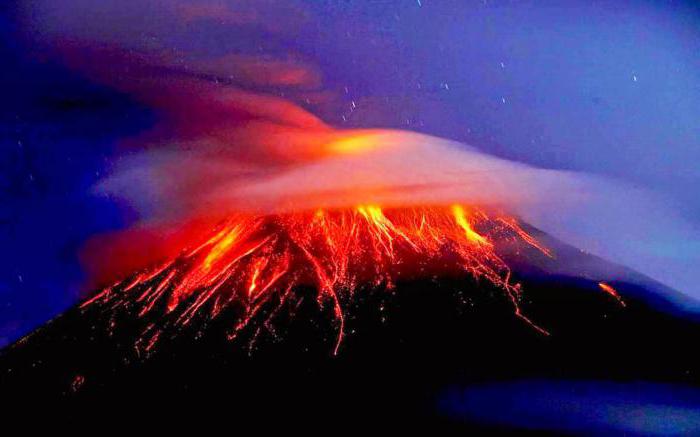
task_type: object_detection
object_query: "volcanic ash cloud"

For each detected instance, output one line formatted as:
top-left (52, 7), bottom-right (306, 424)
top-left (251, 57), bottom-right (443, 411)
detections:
top-left (23, 0), bottom-right (700, 304)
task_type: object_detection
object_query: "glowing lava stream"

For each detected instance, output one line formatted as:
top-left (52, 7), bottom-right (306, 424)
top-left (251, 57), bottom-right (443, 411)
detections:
top-left (82, 205), bottom-right (552, 355)
top-left (598, 282), bottom-right (626, 307)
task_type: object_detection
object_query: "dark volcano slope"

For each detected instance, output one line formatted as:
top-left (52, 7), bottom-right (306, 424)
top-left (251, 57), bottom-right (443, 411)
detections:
top-left (2, 239), bottom-right (699, 431)
top-left (3, 278), bottom-right (700, 430)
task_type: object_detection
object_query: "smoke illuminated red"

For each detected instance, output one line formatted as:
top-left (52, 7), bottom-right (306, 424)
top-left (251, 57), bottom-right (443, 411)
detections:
top-left (82, 204), bottom-right (551, 355)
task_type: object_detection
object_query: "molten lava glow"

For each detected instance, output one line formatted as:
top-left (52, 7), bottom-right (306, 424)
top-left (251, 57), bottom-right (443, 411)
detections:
top-left (82, 205), bottom-right (551, 354)
top-left (202, 226), bottom-right (241, 271)
top-left (327, 135), bottom-right (382, 155)
top-left (598, 282), bottom-right (626, 307)
top-left (452, 205), bottom-right (490, 246)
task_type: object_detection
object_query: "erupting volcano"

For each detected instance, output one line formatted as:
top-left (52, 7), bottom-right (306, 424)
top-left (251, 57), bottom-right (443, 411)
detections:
top-left (82, 204), bottom-right (551, 355)
top-left (4, 1), bottom-right (700, 432)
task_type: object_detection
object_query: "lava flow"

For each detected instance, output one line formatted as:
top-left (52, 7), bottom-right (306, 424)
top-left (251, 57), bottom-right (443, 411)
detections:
top-left (82, 205), bottom-right (551, 354)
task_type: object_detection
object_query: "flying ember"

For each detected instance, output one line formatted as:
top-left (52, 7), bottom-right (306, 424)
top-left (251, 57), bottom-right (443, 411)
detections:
top-left (82, 205), bottom-right (551, 354)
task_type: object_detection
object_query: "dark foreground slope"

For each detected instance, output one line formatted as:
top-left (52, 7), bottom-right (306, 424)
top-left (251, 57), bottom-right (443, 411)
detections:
top-left (2, 236), bottom-right (700, 433)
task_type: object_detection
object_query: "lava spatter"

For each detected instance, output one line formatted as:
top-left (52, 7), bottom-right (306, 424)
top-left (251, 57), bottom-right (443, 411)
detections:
top-left (82, 205), bottom-right (551, 354)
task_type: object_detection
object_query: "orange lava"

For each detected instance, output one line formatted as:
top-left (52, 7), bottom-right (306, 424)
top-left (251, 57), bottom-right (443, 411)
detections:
top-left (598, 282), bottom-right (626, 307)
top-left (82, 205), bottom-right (551, 354)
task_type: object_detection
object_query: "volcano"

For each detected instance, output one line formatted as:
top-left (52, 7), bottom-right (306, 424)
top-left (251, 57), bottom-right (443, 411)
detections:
top-left (2, 212), bottom-right (699, 432)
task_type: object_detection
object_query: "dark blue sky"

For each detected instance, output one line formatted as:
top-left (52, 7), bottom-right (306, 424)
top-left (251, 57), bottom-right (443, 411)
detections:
top-left (0, 5), bottom-right (154, 345)
top-left (1, 0), bottom-right (699, 346)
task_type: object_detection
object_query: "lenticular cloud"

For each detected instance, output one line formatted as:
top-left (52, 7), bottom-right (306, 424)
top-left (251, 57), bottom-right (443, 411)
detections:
top-left (22, 0), bottom-right (700, 303)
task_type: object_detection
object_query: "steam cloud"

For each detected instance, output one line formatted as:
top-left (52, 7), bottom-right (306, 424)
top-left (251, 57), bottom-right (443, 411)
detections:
top-left (21, 0), bottom-right (700, 305)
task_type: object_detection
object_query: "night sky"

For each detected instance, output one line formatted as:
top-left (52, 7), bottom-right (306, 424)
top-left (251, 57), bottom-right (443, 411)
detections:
top-left (1, 0), bottom-right (699, 346)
